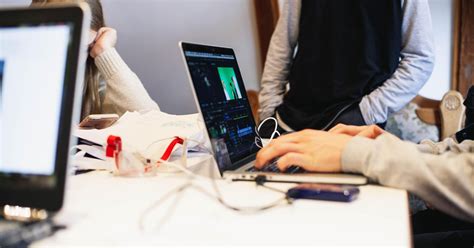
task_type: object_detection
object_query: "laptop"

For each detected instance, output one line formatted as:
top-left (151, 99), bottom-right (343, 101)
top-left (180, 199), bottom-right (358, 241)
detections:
top-left (180, 42), bottom-right (367, 185)
top-left (0, 4), bottom-right (90, 246)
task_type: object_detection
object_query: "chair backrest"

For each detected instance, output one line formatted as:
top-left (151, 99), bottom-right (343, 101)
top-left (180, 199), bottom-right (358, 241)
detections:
top-left (440, 91), bottom-right (466, 139)
top-left (414, 91), bottom-right (466, 140)
top-left (247, 90), bottom-right (260, 123)
top-left (413, 95), bottom-right (441, 127)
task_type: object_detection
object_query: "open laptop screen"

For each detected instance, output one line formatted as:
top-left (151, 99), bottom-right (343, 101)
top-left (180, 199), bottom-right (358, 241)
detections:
top-left (181, 43), bottom-right (259, 173)
top-left (0, 24), bottom-right (71, 177)
top-left (0, 5), bottom-right (88, 212)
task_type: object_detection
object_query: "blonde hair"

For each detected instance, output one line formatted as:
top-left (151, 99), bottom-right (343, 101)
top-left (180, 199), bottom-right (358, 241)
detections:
top-left (32, 0), bottom-right (105, 118)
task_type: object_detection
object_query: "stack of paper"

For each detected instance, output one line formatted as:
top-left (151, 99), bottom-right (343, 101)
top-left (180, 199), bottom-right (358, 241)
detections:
top-left (72, 111), bottom-right (210, 171)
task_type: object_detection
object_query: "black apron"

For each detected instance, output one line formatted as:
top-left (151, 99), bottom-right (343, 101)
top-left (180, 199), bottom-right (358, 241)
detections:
top-left (277, 0), bottom-right (402, 130)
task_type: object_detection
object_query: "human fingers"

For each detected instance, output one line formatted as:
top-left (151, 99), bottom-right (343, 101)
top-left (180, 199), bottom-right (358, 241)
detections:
top-left (328, 123), bottom-right (349, 133)
top-left (265, 129), bottom-right (318, 148)
top-left (330, 124), bottom-right (384, 139)
top-left (275, 152), bottom-right (311, 171)
top-left (255, 143), bottom-right (304, 168)
top-left (90, 28), bottom-right (117, 58)
top-left (329, 124), bottom-right (367, 136)
top-left (356, 125), bottom-right (385, 139)
top-left (94, 27), bottom-right (112, 42)
top-left (262, 132), bottom-right (302, 150)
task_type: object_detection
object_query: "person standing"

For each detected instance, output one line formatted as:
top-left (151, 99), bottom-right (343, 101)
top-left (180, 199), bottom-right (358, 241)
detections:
top-left (258, 0), bottom-right (435, 133)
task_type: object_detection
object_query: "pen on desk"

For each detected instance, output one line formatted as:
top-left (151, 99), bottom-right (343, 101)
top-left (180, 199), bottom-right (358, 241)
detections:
top-left (74, 169), bottom-right (96, 175)
top-left (78, 137), bottom-right (102, 147)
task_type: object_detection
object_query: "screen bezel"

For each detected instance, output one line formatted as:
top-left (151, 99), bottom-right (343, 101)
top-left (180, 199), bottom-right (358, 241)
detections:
top-left (0, 5), bottom-right (87, 211)
top-left (180, 42), bottom-right (259, 175)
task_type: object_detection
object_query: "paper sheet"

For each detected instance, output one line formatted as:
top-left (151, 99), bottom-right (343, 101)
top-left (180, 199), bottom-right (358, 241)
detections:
top-left (73, 111), bottom-right (209, 160)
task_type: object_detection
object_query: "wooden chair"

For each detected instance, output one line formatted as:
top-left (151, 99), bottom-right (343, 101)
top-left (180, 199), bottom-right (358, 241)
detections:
top-left (414, 91), bottom-right (465, 140)
top-left (247, 89), bottom-right (466, 140)
top-left (247, 90), bottom-right (260, 123)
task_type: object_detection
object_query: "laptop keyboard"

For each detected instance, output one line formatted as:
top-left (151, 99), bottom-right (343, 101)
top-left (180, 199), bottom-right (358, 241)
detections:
top-left (246, 160), bottom-right (306, 174)
top-left (0, 219), bottom-right (55, 246)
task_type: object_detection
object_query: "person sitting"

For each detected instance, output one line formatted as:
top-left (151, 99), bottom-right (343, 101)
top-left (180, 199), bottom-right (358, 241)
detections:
top-left (32, 0), bottom-right (160, 119)
top-left (255, 124), bottom-right (474, 246)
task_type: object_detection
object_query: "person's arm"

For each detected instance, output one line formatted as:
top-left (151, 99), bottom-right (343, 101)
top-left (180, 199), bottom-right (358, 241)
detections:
top-left (256, 125), bottom-right (473, 222)
top-left (258, 0), bottom-right (301, 120)
top-left (95, 48), bottom-right (160, 116)
top-left (359, 0), bottom-right (435, 124)
top-left (342, 134), bottom-right (474, 222)
top-left (90, 27), bottom-right (159, 116)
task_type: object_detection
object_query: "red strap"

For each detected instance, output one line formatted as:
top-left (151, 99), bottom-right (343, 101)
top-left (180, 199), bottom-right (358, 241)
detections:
top-left (160, 137), bottom-right (184, 161)
top-left (106, 135), bottom-right (122, 157)
top-left (106, 135), bottom-right (183, 167)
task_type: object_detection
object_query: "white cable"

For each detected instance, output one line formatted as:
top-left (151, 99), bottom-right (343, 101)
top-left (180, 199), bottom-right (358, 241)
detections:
top-left (145, 137), bottom-right (180, 151)
top-left (255, 117), bottom-right (281, 148)
top-left (157, 158), bottom-right (212, 182)
top-left (135, 137), bottom-right (291, 231)
top-left (156, 158), bottom-right (290, 214)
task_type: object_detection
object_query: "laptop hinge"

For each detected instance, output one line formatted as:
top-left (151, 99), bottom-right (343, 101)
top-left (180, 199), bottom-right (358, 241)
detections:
top-left (1, 205), bottom-right (48, 222)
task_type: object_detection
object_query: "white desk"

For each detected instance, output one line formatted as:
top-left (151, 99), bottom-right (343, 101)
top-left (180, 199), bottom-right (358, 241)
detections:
top-left (35, 158), bottom-right (411, 247)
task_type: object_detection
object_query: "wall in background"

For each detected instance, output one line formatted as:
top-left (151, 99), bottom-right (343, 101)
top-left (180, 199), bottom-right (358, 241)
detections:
top-left (0, 0), bottom-right (261, 115)
top-left (0, 0), bottom-right (454, 109)
top-left (0, 0), bottom-right (26, 7)
top-left (420, 0), bottom-right (453, 100)
top-left (101, 0), bottom-right (261, 114)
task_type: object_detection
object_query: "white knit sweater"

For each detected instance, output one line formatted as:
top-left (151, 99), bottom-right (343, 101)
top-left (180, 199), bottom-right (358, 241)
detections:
top-left (92, 48), bottom-right (159, 116)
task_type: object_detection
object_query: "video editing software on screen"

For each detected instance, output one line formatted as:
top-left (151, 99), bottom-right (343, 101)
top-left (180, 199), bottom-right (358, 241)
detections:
top-left (185, 50), bottom-right (258, 171)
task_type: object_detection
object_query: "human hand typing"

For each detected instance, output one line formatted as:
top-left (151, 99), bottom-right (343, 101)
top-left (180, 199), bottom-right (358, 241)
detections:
top-left (329, 124), bottom-right (385, 139)
top-left (255, 130), bottom-right (352, 172)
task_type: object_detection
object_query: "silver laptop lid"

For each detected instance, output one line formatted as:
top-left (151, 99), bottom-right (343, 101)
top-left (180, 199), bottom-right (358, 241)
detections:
top-left (180, 42), bottom-right (259, 175)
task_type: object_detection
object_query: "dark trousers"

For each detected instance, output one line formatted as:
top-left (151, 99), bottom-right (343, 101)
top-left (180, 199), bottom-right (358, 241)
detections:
top-left (258, 103), bottom-right (384, 138)
top-left (412, 210), bottom-right (474, 248)
top-left (325, 103), bottom-right (367, 130)
top-left (326, 103), bottom-right (387, 130)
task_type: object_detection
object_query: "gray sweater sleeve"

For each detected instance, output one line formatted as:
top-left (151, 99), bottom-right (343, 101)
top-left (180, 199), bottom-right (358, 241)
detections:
top-left (359, 0), bottom-right (435, 124)
top-left (258, 0), bottom-right (435, 124)
top-left (258, 0), bottom-right (301, 120)
top-left (342, 134), bottom-right (474, 222)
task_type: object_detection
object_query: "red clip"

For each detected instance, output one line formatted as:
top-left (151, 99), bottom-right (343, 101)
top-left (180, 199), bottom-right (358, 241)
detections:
top-left (106, 135), bottom-right (122, 158)
top-left (160, 137), bottom-right (184, 161)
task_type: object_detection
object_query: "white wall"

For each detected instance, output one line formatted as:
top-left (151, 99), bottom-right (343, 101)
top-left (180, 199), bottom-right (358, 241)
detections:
top-left (0, 0), bottom-right (261, 115)
top-left (0, 0), bottom-right (453, 107)
top-left (0, 0), bottom-right (26, 7)
top-left (101, 0), bottom-right (261, 114)
top-left (420, 0), bottom-right (453, 100)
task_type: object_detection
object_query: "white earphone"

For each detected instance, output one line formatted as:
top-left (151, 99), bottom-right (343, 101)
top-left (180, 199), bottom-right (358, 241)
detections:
top-left (255, 117), bottom-right (280, 148)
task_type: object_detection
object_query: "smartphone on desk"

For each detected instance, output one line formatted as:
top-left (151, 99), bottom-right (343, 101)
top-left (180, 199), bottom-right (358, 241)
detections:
top-left (79, 114), bottom-right (119, 129)
top-left (287, 183), bottom-right (360, 202)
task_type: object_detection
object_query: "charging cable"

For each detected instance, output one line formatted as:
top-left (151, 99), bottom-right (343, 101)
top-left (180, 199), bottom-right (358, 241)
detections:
top-left (138, 144), bottom-right (292, 231)
top-left (156, 155), bottom-right (292, 213)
